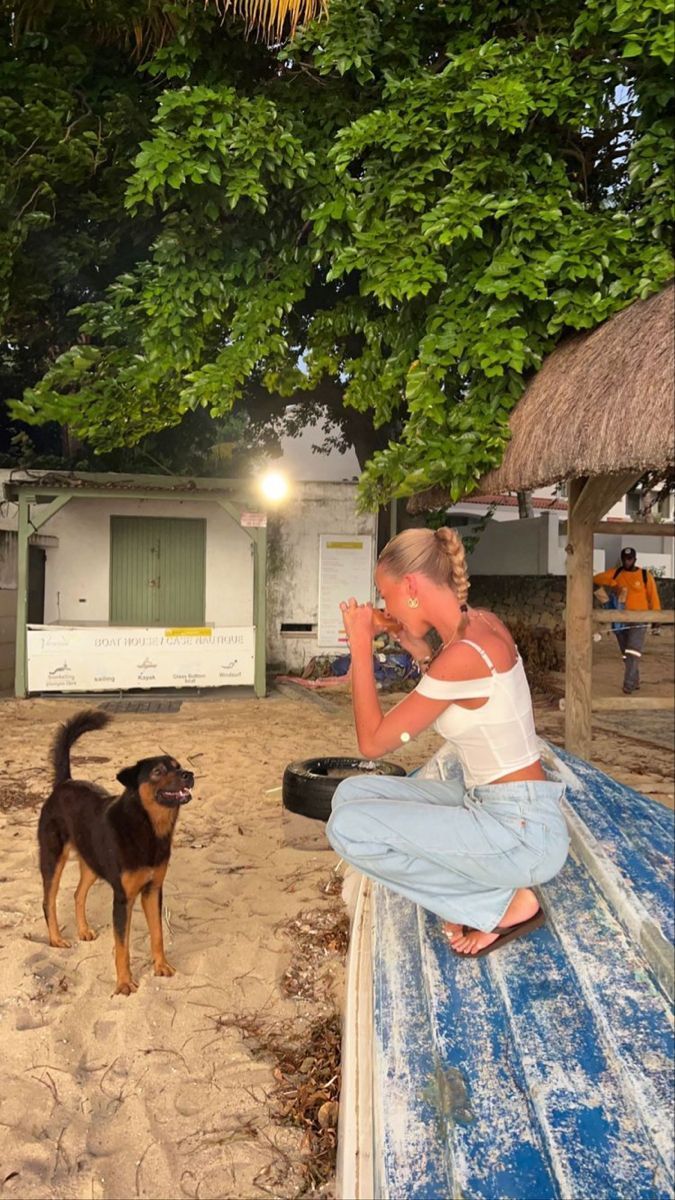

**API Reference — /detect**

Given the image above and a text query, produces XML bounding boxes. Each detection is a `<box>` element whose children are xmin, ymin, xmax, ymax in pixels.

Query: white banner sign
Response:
<box><xmin>317</xmin><ymin>534</ymin><xmax>374</xmax><ymax>648</ymax></box>
<box><xmin>26</xmin><ymin>626</ymin><xmax>255</xmax><ymax>692</ymax></box>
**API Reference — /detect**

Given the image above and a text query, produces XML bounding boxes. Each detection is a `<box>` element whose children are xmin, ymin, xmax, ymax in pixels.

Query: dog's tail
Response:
<box><xmin>51</xmin><ymin>709</ymin><xmax>112</xmax><ymax>787</ymax></box>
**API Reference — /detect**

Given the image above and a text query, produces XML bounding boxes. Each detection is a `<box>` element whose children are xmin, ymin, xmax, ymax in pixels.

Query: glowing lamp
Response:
<box><xmin>259</xmin><ymin>470</ymin><xmax>290</xmax><ymax>503</ymax></box>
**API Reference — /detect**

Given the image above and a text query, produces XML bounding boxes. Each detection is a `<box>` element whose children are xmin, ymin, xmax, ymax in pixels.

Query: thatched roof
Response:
<box><xmin>408</xmin><ymin>281</ymin><xmax>675</xmax><ymax>513</ymax></box>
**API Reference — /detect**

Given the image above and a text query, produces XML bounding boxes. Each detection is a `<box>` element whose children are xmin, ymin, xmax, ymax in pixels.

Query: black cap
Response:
<box><xmin>621</xmin><ymin>547</ymin><xmax>637</xmax><ymax>558</ymax></box>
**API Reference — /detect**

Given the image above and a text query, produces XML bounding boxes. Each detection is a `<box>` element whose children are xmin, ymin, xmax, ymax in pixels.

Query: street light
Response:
<box><xmin>259</xmin><ymin>469</ymin><xmax>290</xmax><ymax>504</ymax></box>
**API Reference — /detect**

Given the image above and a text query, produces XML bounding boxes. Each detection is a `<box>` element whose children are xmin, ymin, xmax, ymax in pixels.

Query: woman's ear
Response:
<box><xmin>116</xmin><ymin>765</ymin><xmax>139</xmax><ymax>790</ymax></box>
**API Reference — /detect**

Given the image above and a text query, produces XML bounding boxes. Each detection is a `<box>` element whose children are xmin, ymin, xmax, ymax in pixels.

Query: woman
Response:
<box><xmin>326</xmin><ymin>526</ymin><xmax>569</xmax><ymax>957</ymax></box>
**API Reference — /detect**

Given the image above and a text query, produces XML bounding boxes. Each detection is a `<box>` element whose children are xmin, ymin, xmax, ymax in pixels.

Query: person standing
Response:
<box><xmin>593</xmin><ymin>547</ymin><xmax>661</xmax><ymax>694</ymax></box>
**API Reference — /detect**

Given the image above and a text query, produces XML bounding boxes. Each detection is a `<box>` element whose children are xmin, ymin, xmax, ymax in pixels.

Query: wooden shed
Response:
<box><xmin>408</xmin><ymin>282</ymin><xmax>675</xmax><ymax>757</ymax></box>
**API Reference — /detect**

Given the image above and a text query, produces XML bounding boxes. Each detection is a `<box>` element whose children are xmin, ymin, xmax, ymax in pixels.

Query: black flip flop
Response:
<box><xmin>448</xmin><ymin>907</ymin><xmax>545</xmax><ymax>959</ymax></box>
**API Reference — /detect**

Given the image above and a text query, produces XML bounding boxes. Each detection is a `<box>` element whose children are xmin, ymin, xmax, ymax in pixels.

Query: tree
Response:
<box><xmin>8</xmin><ymin>0</ymin><xmax>675</xmax><ymax>508</ymax></box>
<box><xmin>0</xmin><ymin>0</ymin><xmax>391</xmax><ymax>473</ymax></box>
<box><xmin>0</xmin><ymin>0</ymin><xmax>167</xmax><ymax>470</ymax></box>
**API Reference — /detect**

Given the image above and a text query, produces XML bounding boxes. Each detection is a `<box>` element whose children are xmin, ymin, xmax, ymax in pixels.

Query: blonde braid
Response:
<box><xmin>432</xmin><ymin>527</ymin><xmax>470</xmax><ymax>633</ymax></box>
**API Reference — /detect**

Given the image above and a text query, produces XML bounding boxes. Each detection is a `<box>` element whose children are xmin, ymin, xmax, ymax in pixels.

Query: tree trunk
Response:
<box><xmin>517</xmin><ymin>490</ymin><xmax>534</xmax><ymax>518</ymax></box>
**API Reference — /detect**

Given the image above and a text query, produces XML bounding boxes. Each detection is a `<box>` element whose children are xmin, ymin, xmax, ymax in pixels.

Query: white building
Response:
<box><xmin>443</xmin><ymin>487</ymin><xmax>674</xmax><ymax>578</ymax></box>
<box><xmin>0</xmin><ymin>470</ymin><xmax>376</xmax><ymax>694</ymax></box>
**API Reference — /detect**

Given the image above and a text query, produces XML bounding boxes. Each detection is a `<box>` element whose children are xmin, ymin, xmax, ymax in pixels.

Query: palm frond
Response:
<box><xmin>10</xmin><ymin>0</ymin><xmax>326</xmax><ymax>50</ymax></box>
<box><xmin>204</xmin><ymin>0</ymin><xmax>326</xmax><ymax>43</ymax></box>
<box><xmin>9</xmin><ymin>1</ymin><xmax>178</xmax><ymax>57</ymax></box>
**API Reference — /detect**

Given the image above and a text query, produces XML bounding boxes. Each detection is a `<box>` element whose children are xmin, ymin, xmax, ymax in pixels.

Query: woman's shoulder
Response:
<box><xmin>430</xmin><ymin>613</ymin><xmax>517</xmax><ymax>679</ymax></box>
<box><xmin>469</xmin><ymin>607</ymin><xmax>510</xmax><ymax>632</ymax></box>
<box><xmin>469</xmin><ymin>609</ymin><xmax>516</xmax><ymax>647</ymax></box>
<box><xmin>429</xmin><ymin>637</ymin><xmax>493</xmax><ymax>681</ymax></box>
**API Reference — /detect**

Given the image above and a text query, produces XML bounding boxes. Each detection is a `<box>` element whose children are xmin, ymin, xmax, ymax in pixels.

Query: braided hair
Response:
<box><xmin>377</xmin><ymin>526</ymin><xmax>470</xmax><ymax>628</ymax></box>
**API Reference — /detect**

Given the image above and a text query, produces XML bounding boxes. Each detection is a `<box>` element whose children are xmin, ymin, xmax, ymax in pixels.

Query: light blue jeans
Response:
<box><xmin>326</xmin><ymin>773</ymin><xmax>570</xmax><ymax>932</ymax></box>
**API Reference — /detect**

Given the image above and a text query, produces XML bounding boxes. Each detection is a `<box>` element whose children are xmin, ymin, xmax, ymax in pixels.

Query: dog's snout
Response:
<box><xmin>180</xmin><ymin>770</ymin><xmax>194</xmax><ymax>785</ymax></box>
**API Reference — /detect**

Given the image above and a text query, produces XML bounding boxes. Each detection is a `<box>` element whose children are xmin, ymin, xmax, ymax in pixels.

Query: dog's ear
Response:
<box><xmin>116</xmin><ymin>765</ymin><xmax>139</xmax><ymax>790</ymax></box>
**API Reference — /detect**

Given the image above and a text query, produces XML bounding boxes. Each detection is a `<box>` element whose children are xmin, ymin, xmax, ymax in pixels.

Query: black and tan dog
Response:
<box><xmin>38</xmin><ymin>710</ymin><xmax>193</xmax><ymax>995</ymax></box>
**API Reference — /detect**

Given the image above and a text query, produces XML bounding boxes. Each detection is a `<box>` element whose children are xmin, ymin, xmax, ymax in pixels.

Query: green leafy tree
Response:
<box><xmin>0</xmin><ymin>0</ymin><xmax>384</xmax><ymax>473</ymax></box>
<box><xmin>8</xmin><ymin>0</ymin><xmax>675</xmax><ymax>507</ymax></box>
<box><xmin>0</xmin><ymin>2</ymin><xmax>161</xmax><ymax>401</ymax></box>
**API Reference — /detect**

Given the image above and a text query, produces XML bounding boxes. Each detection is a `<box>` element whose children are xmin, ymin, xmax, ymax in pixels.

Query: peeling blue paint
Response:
<box><xmin>370</xmin><ymin>749</ymin><xmax>675</xmax><ymax>1200</ymax></box>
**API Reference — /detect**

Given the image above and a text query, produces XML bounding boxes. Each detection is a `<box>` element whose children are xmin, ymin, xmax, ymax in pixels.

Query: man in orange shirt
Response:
<box><xmin>593</xmin><ymin>547</ymin><xmax>662</xmax><ymax>694</ymax></box>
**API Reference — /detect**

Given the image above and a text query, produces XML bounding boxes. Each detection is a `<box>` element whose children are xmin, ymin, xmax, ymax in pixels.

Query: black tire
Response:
<box><xmin>282</xmin><ymin>756</ymin><xmax>407</xmax><ymax>822</ymax></box>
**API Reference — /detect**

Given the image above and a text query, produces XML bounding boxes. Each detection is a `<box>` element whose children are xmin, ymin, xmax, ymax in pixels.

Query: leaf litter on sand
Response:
<box><xmin>224</xmin><ymin>1009</ymin><xmax>341</xmax><ymax>1199</ymax></box>
<box><xmin>221</xmin><ymin>881</ymin><xmax>349</xmax><ymax>1197</ymax></box>
<box><xmin>0</xmin><ymin>779</ymin><xmax>44</xmax><ymax>813</ymax></box>
<box><xmin>279</xmin><ymin>905</ymin><xmax>349</xmax><ymax>1003</ymax></box>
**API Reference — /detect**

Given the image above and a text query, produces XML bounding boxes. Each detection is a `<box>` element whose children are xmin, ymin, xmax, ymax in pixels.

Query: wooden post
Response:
<box><xmin>216</xmin><ymin>499</ymin><xmax>267</xmax><ymax>698</ymax></box>
<box><xmin>252</xmin><ymin>525</ymin><xmax>267</xmax><ymax>699</ymax></box>
<box><xmin>30</xmin><ymin>493</ymin><xmax>72</xmax><ymax>531</ymax></box>
<box><xmin>14</xmin><ymin>493</ymin><xmax>30</xmax><ymax>698</ymax></box>
<box><xmin>565</xmin><ymin>478</ymin><xmax>594</xmax><ymax>757</ymax></box>
<box><xmin>11</xmin><ymin>491</ymin><xmax>71</xmax><ymax>698</ymax></box>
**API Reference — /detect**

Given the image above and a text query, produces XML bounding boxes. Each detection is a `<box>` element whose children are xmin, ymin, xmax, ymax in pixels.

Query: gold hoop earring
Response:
<box><xmin>407</xmin><ymin>597</ymin><xmax>419</xmax><ymax>609</ymax></box>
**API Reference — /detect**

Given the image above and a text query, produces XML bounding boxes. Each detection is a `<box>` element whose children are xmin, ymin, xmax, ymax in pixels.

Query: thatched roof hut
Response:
<box><xmin>408</xmin><ymin>281</ymin><xmax>674</xmax><ymax>513</ymax></box>
<box><xmin>405</xmin><ymin>280</ymin><xmax>675</xmax><ymax>759</ymax></box>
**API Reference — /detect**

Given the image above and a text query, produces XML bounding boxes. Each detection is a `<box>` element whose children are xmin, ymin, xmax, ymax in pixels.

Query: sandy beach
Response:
<box><xmin>0</xmin><ymin>633</ymin><xmax>672</xmax><ymax>1199</ymax></box>
<box><xmin>0</xmin><ymin>684</ymin><xmax>440</xmax><ymax>1200</ymax></box>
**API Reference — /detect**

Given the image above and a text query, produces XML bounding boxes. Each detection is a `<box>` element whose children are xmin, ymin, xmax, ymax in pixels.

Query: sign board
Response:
<box><xmin>240</xmin><ymin>511</ymin><xmax>267</xmax><ymax>527</ymax></box>
<box><xmin>164</xmin><ymin>627</ymin><xmax>212</xmax><ymax>638</ymax></box>
<box><xmin>26</xmin><ymin>626</ymin><xmax>255</xmax><ymax>692</ymax></box>
<box><xmin>317</xmin><ymin>534</ymin><xmax>374</xmax><ymax>648</ymax></box>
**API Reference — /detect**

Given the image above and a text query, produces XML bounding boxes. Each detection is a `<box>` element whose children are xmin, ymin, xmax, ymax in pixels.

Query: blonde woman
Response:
<box><xmin>327</xmin><ymin>527</ymin><xmax>569</xmax><ymax>957</ymax></box>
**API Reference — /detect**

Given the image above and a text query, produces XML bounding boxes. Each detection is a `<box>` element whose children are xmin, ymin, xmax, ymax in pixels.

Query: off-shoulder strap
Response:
<box><xmin>416</xmin><ymin>674</ymin><xmax>494</xmax><ymax>700</ymax></box>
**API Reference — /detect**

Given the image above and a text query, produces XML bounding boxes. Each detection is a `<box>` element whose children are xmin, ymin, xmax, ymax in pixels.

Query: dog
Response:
<box><xmin>37</xmin><ymin>710</ymin><xmax>193</xmax><ymax>995</ymax></box>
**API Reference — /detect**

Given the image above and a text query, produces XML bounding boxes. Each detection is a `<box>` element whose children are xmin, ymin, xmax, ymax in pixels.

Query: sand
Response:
<box><xmin>539</xmin><ymin>627</ymin><xmax>674</xmax><ymax>808</ymax></box>
<box><xmin>0</xmin><ymin>636</ymin><xmax>671</xmax><ymax>1200</ymax></box>
<box><xmin>0</xmin><ymin>688</ymin><xmax>438</xmax><ymax>1200</ymax></box>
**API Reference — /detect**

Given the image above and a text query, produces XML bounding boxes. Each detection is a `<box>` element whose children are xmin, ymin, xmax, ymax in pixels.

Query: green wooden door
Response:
<box><xmin>110</xmin><ymin>516</ymin><xmax>206</xmax><ymax>626</ymax></box>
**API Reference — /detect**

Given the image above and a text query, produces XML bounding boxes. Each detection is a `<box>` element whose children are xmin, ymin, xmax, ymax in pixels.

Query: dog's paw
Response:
<box><xmin>153</xmin><ymin>959</ymin><xmax>176</xmax><ymax>978</ymax></box>
<box><xmin>77</xmin><ymin>927</ymin><xmax>98</xmax><ymax>941</ymax></box>
<box><xmin>49</xmin><ymin>935</ymin><xmax>71</xmax><ymax>949</ymax></box>
<box><xmin>114</xmin><ymin>977</ymin><xmax>139</xmax><ymax>996</ymax></box>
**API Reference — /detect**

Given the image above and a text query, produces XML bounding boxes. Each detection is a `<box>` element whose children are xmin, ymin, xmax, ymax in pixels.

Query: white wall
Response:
<box><xmin>266</xmin><ymin>482</ymin><xmax>377</xmax><ymax>672</ymax></box>
<box><xmin>467</xmin><ymin>513</ymin><xmax>605</xmax><ymax>576</ymax></box>
<box><xmin>0</xmin><ymin>474</ymin><xmax>373</xmax><ymax>677</ymax></box>
<box><xmin>277</xmin><ymin>421</ymin><xmax>360</xmax><ymax>481</ymax></box>
<box><xmin>594</xmin><ymin>532</ymin><xmax>674</xmax><ymax>579</ymax></box>
<box><xmin>464</xmin><ymin>507</ymin><xmax>674</xmax><ymax>578</ymax></box>
<box><xmin>6</xmin><ymin>495</ymin><xmax>254</xmax><ymax>626</ymax></box>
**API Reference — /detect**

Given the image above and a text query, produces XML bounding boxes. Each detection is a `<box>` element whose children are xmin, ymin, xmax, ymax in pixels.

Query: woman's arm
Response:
<box><xmin>349</xmin><ymin>635</ymin><xmax>456</xmax><ymax>756</ymax></box>
<box><xmin>341</xmin><ymin>600</ymin><xmax>489</xmax><ymax>759</ymax></box>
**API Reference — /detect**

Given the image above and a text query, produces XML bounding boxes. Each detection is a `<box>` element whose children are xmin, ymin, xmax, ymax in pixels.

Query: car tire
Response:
<box><xmin>282</xmin><ymin>756</ymin><xmax>407</xmax><ymax>823</ymax></box>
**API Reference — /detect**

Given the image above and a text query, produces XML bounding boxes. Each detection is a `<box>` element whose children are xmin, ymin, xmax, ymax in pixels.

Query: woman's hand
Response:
<box><xmin>339</xmin><ymin>598</ymin><xmax>374</xmax><ymax>651</ymax></box>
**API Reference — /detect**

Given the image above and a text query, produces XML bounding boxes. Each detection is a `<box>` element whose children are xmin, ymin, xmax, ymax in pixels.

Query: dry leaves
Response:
<box><xmin>279</xmin><ymin>906</ymin><xmax>349</xmax><ymax>1003</ymax></box>
<box><xmin>222</xmin><ymin>1010</ymin><xmax>342</xmax><ymax>1197</ymax></box>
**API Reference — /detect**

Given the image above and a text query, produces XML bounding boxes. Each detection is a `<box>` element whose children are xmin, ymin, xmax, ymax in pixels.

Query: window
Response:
<box><xmin>626</xmin><ymin>489</ymin><xmax>669</xmax><ymax>519</ymax></box>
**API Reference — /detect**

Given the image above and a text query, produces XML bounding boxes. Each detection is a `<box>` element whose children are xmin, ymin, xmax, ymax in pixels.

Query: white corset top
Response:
<box><xmin>415</xmin><ymin>640</ymin><xmax>540</xmax><ymax>787</ymax></box>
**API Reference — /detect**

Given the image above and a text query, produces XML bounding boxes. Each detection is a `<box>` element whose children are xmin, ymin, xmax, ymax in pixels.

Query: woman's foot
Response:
<box><xmin>444</xmin><ymin>888</ymin><xmax>540</xmax><ymax>956</ymax></box>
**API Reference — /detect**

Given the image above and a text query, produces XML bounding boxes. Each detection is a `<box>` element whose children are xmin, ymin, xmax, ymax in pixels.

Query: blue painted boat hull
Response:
<box><xmin>338</xmin><ymin>744</ymin><xmax>674</xmax><ymax>1200</ymax></box>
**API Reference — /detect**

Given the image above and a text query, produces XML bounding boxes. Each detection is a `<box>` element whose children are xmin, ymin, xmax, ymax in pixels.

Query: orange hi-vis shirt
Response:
<box><xmin>593</xmin><ymin>567</ymin><xmax>662</xmax><ymax>612</ymax></box>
